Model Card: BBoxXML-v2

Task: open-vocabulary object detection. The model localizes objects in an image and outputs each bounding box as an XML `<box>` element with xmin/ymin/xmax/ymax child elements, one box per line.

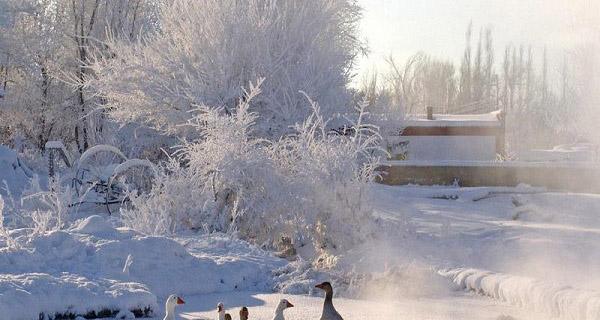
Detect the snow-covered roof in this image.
<box><xmin>404</xmin><ymin>110</ymin><xmax>502</xmax><ymax>127</ymax></box>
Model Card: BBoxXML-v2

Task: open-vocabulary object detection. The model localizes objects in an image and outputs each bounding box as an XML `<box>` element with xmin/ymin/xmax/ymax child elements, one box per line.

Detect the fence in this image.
<box><xmin>377</xmin><ymin>161</ymin><xmax>600</xmax><ymax>194</ymax></box>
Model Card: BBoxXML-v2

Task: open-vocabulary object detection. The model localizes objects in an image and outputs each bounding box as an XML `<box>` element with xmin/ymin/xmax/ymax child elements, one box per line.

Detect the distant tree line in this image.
<box><xmin>360</xmin><ymin>23</ymin><xmax>599</xmax><ymax>153</ymax></box>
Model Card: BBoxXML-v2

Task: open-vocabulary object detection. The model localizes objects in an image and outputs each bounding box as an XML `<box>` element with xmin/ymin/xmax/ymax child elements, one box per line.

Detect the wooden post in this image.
<box><xmin>45</xmin><ymin>140</ymin><xmax>73</xmax><ymax>191</ymax></box>
<box><xmin>426</xmin><ymin>106</ymin><xmax>433</xmax><ymax>120</ymax></box>
<box><xmin>48</xmin><ymin>150</ymin><xmax>55</xmax><ymax>180</ymax></box>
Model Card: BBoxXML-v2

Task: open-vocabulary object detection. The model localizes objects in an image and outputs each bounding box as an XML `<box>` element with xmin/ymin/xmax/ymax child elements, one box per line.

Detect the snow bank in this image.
<box><xmin>375</xmin><ymin>184</ymin><xmax>543</xmax><ymax>202</ymax></box>
<box><xmin>70</xmin><ymin>214</ymin><xmax>119</xmax><ymax>236</ymax></box>
<box><xmin>93</xmin><ymin>234</ymin><xmax>283</xmax><ymax>297</ymax></box>
<box><xmin>520</xmin><ymin>143</ymin><xmax>598</xmax><ymax>162</ymax></box>
<box><xmin>0</xmin><ymin>273</ymin><xmax>156</xmax><ymax>320</ymax></box>
<box><xmin>0</xmin><ymin>216</ymin><xmax>286</xmax><ymax>299</ymax></box>
<box><xmin>440</xmin><ymin>268</ymin><xmax>600</xmax><ymax>320</ymax></box>
<box><xmin>510</xmin><ymin>192</ymin><xmax>600</xmax><ymax>227</ymax></box>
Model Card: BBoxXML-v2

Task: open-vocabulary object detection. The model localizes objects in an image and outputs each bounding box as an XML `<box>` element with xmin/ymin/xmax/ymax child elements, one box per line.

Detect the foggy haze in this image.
<box><xmin>357</xmin><ymin>0</ymin><xmax>600</xmax><ymax>80</ymax></box>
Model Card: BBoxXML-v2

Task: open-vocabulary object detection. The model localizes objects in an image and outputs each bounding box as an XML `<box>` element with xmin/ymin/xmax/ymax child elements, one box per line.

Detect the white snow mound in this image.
<box><xmin>0</xmin><ymin>273</ymin><xmax>156</xmax><ymax>320</ymax></box>
<box><xmin>0</xmin><ymin>223</ymin><xmax>286</xmax><ymax>299</ymax></box>
<box><xmin>440</xmin><ymin>268</ymin><xmax>600</xmax><ymax>320</ymax></box>
<box><xmin>71</xmin><ymin>215</ymin><xmax>117</xmax><ymax>235</ymax></box>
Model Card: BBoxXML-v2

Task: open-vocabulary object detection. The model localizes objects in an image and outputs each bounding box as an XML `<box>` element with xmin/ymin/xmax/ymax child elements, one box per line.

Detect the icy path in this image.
<box><xmin>162</xmin><ymin>291</ymin><xmax>547</xmax><ymax>320</ymax></box>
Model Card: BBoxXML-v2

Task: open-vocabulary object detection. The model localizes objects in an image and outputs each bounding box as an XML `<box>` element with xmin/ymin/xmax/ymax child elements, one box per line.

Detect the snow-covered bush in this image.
<box><xmin>16</xmin><ymin>176</ymin><xmax>77</xmax><ymax>235</ymax></box>
<box><xmin>120</xmin><ymin>158</ymin><xmax>207</xmax><ymax>235</ymax></box>
<box><xmin>178</xmin><ymin>80</ymin><xmax>292</xmax><ymax>237</ymax></box>
<box><xmin>89</xmin><ymin>0</ymin><xmax>363</xmax><ymax>138</ymax></box>
<box><xmin>271</xmin><ymin>97</ymin><xmax>385</xmax><ymax>255</ymax></box>
<box><xmin>122</xmin><ymin>82</ymin><xmax>385</xmax><ymax>259</ymax></box>
<box><xmin>121</xmin><ymin>81</ymin><xmax>291</xmax><ymax>237</ymax></box>
<box><xmin>0</xmin><ymin>176</ymin><xmax>78</xmax><ymax>250</ymax></box>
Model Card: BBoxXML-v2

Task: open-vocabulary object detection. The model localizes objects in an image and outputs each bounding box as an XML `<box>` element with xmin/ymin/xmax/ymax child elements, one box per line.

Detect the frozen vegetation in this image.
<box><xmin>0</xmin><ymin>0</ymin><xmax>598</xmax><ymax>319</ymax></box>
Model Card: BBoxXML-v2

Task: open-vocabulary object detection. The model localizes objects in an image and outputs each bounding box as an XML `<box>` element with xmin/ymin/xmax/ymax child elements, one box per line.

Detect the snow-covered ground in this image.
<box><xmin>354</xmin><ymin>184</ymin><xmax>600</xmax><ymax>319</ymax></box>
<box><xmin>168</xmin><ymin>291</ymin><xmax>548</xmax><ymax>320</ymax></box>
<box><xmin>366</xmin><ymin>184</ymin><xmax>600</xmax><ymax>290</ymax></box>
<box><xmin>2</xmin><ymin>172</ymin><xmax>600</xmax><ymax>319</ymax></box>
<box><xmin>0</xmin><ymin>214</ymin><xmax>287</xmax><ymax>319</ymax></box>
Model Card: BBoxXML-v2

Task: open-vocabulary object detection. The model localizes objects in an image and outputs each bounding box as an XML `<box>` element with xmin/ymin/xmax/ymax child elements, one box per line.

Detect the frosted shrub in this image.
<box><xmin>273</xmin><ymin>97</ymin><xmax>385</xmax><ymax>254</ymax></box>
<box><xmin>179</xmin><ymin>80</ymin><xmax>292</xmax><ymax>237</ymax></box>
<box><xmin>0</xmin><ymin>195</ymin><xmax>19</xmax><ymax>250</ymax></box>
<box><xmin>123</xmin><ymin>82</ymin><xmax>385</xmax><ymax>259</ymax></box>
<box><xmin>120</xmin><ymin>158</ymin><xmax>207</xmax><ymax>235</ymax></box>
<box><xmin>121</xmin><ymin>81</ymin><xmax>290</xmax><ymax>237</ymax></box>
<box><xmin>19</xmin><ymin>178</ymin><xmax>74</xmax><ymax>235</ymax></box>
<box><xmin>0</xmin><ymin>177</ymin><xmax>77</xmax><ymax>250</ymax></box>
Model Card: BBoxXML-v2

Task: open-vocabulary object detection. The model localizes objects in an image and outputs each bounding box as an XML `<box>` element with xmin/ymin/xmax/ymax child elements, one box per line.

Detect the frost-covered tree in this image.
<box><xmin>89</xmin><ymin>0</ymin><xmax>364</xmax><ymax>138</ymax></box>
<box><xmin>455</xmin><ymin>25</ymin><xmax>496</xmax><ymax>113</ymax></box>
<box><xmin>566</xmin><ymin>42</ymin><xmax>600</xmax><ymax>149</ymax></box>
<box><xmin>0</xmin><ymin>0</ymin><xmax>74</xmax><ymax>150</ymax></box>
<box><xmin>386</xmin><ymin>53</ymin><xmax>456</xmax><ymax>115</ymax></box>
<box><xmin>456</xmin><ymin>23</ymin><xmax>473</xmax><ymax>111</ymax></box>
<box><xmin>0</xmin><ymin>0</ymin><xmax>161</xmax><ymax>151</ymax></box>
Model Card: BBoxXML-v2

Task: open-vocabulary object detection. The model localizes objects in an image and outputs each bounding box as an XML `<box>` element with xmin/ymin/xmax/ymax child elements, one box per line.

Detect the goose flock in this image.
<box><xmin>163</xmin><ymin>281</ymin><xmax>343</xmax><ymax>320</ymax></box>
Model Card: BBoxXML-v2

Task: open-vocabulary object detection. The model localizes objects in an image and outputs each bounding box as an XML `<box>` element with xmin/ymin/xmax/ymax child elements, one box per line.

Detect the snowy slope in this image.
<box><xmin>0</xmin><ymin>216</ymin><xmax>287</xmax><ymax>319</ymax></box>
<box><xmin>0</xmin><ymin>273</ymin><xmax>156</xmax><ymax>319</ymax></box>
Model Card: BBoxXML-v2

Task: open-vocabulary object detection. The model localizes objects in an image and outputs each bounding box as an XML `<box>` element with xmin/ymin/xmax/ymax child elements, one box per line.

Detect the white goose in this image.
<box><xmin>217</xmin><ymin>302</ymin><xmax>226</xmax><ymax>320</ymax></box>
<box><xmin>163</xmin><ymin>294</ymin><xmax>185</xmax><ymax>320</ymax></box>
<box><xmin>315</xmin><ymin>282</ymin><xmax>343</xmax><ymax>320</ymax></box>
<box><xmin>272</xmin><ymin>299</ymin><xmax>294</xmax><ymax>320</ymax></box>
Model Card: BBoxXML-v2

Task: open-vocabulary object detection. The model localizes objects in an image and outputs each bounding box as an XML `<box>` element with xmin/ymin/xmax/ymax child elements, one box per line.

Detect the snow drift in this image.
<box><xmin>0</xmin><ymin>273</ymin><xmax>156</xmax><ymax>320</ymax></box>
<box><xmin>441</xmin><ymin>268</ymin><xmax>600</xmax><ymax>320</ymax></box>
<box><xmin>0</xmin><ymin>215</ymin><xmax>287</xmax><ymax>318</ymax></box>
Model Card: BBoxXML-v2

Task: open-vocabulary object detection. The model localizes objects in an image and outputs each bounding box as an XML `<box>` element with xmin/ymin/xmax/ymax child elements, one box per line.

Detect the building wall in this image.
<box><xmin>390</xmin><ymin>135</ymin><xmax>497</xmax><ymax>161</ymax></box>
<box><xmin>378</xmin><ymin>163</ymin><xmax>600</xmax><ymax>194</ymax></box>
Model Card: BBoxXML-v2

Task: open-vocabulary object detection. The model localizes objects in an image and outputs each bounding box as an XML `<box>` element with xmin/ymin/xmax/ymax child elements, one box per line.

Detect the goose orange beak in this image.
<box><xmin>176</xmin><ymin>297</ymin><xmax>185</xmax><ymax>305</ymax></box>
<box><xmin>286</xmin><ymin>301</ymin><xmax>294</xmax><ymax>308</ymax></box>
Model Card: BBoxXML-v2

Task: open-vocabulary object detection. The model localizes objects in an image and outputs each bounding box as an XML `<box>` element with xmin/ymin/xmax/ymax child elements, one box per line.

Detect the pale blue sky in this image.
<box><xmin>356</xmin><ymin>0</ymin><xmax>599</xmax><ymax>80</ymax></box>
